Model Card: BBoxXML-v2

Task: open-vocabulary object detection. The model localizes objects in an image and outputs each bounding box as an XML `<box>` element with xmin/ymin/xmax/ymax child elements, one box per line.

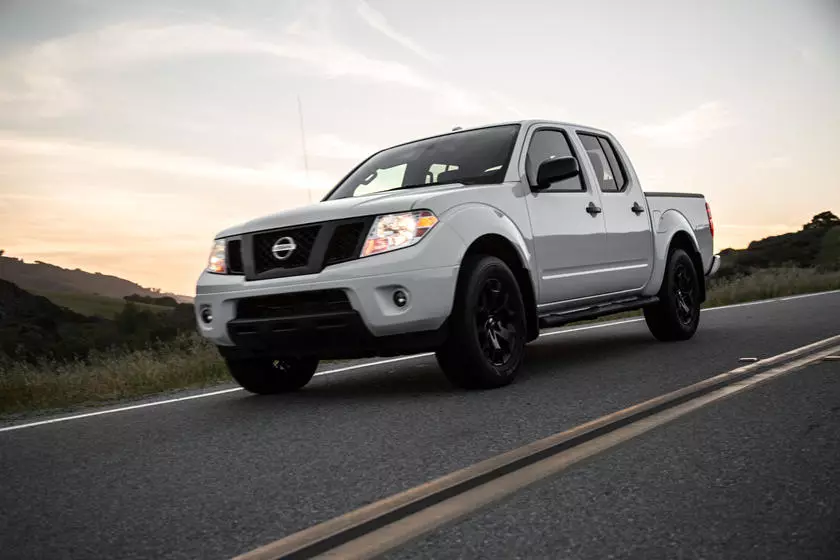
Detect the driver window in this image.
<box><xmin>525</xmin><ymin>130</ymin><xmax>584</xmax><ymax>192</ymax></box>
<box><xmin>353</xmin><ymin>163</ymin><xmax>407</xmax><ymax>196</ymax></box>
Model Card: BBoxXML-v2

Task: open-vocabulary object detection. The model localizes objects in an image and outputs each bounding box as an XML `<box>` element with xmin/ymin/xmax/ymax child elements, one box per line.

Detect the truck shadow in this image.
<box><xmin>224</xmin><ymin>330</ymin><xmax>659</xmax><ymax>407</ymax></box>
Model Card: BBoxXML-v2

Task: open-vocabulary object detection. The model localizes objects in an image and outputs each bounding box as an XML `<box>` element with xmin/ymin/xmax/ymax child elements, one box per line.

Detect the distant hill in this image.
<box><xmin>718</xmin><ymin>211</ymin><xmax>839</xmax><ymax>277</ymax></box>
<box><xmin>0</xmin><ymin>255</ymin><xmax>193</xmax><ymax>303</ymax></box>
<box><xmin>0</xmin><ymin>278</ymin><xmax>196</xmax><ymax>363</ymax></box>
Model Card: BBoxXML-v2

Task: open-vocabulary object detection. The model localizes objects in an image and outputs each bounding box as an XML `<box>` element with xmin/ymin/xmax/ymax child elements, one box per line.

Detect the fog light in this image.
<box><xmin>393</xmin><ymin>290</ymin><xmax>408</xmax><ymax>308</ymax></box>
<box><xmin>200</xmin><ymin>305</ymin><xmax>213</xmax><ymax>324</ymax></box>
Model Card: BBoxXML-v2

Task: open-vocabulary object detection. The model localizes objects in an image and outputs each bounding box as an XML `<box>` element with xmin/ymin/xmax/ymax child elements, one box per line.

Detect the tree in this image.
<box><xmin>803</xmin><ymin>211</ymin><xmax>840</xmax><ymax>230</ymax></box>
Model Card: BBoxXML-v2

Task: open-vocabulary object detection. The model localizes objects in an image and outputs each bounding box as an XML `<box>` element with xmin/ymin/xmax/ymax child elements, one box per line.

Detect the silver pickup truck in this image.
<box><xmin>196</xmin><ymin>120</ymin><xmax>720</xmax><ymax>393</ymax></box>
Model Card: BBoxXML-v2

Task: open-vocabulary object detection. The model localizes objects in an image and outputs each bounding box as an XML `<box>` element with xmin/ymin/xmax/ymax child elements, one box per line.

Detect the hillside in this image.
<box><xmin>0</xmin><ymin>278</ymin><xmax>196</xmax><ymax>363</ymax></box>
<box><xmin>717</xmin><ymin>212</ymin><xmax>839</xmax><ymax>277</ymax></box>
<box><xmin>0</xmin><ymin>255</ymin><xmax>192</xmax><ymax>303</ymax></box>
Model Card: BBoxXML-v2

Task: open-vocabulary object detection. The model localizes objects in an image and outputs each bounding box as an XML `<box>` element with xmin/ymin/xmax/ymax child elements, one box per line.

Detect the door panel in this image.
<box><xmin>526</xmin><ymin>191</ymin><xmax>608</xmax><ymax>304</ymax></box>
<box><xmin>521</xmin><ymin>127</ymin><xmax>610</xmax><ymax>305</ymax></box>
<box><xmin>577</xmin><ymin>133</ymin><xmax>654</xmax><ymax>292</ymax></box>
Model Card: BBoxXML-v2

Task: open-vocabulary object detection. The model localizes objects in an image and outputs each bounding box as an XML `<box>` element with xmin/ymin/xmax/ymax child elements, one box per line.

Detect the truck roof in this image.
<box><xmin>408</xmin><ymin>119</ymin><xmax>614</xmax><ymax>146</ymax></box>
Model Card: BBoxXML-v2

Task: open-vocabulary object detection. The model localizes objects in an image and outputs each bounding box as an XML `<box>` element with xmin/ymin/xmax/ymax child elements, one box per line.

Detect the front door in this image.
<box><xmin>521</xmin><ymin>126</ymin><xmax>609</xmax><ymax>308</ymax></box>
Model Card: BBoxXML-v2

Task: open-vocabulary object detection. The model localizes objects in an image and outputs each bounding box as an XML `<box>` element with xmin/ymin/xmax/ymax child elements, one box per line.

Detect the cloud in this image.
<box><xmin>754</xmin><ymin>156</ymin><xmax>793</xmax><ymax>170</ymax></box>
<box><xmin>0</xmin><ymin>14</ymin><xmax>530</xmax><ymax>123</ymax></box>
<box><xmin>355</xmin><ymin>0</ymin><xmax>437</xmax><ymax>62</ymax></box>
<box><xmin>797</xmin><ymin>46</ymin><xmax>822</xmax><ymax>68</ymax></box>
<box><xmin>0</xmin><ymin>130</ymin><xmax>337</xmax><ymax>191</ymax></box>
<box><xmin>631</xmin><ymin>102</ymin><xmax>735</xmax><ymax>146</ymax></box>
<box><xmin>308</xmin><ymin>133</ymin><xmax>378</xmax><ymax>160</ymax></box>
<box><xmin>0</xmin><ymin>22</ymin><xmax>434</xmax><ymax>117</ymax></box>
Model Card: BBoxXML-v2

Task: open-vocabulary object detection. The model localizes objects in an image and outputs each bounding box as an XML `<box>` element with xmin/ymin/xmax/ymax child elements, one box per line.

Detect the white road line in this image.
<box><xmin>0</xmin><ymin>388</ymin><xmax>243</xmax><ymax>433</ymax></box>
<box><xmin>1</xmin><ymin>289</ymin><xmax>838</xmax><ymax>434</ymax></box>
<box><xmin>779</xmin><ymin>289</ymin><xmax>840</xmax><ymax>301</ymax></box>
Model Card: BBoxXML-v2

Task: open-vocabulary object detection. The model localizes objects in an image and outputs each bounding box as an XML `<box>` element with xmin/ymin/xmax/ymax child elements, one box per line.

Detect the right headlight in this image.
<box><xmin>361</xmin><ymin>210</ymin><xmax>439</xmax><ymax>258</ymax></box>
<box><xmin>206</xmin><ymin>239</ymin><xmax>227</xmax><ymax>274</ymax></box>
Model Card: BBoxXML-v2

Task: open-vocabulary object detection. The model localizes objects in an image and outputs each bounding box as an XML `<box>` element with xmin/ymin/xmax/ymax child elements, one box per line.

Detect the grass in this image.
<box><xmin>2</xmin><ymin>267</ymin><xmax>839</xmax><ymax>418</ymax></box>
<box><xmin>705</xmin><ymin>267</ymin><xmax>840</xmax><ymax>307</ymax></box>
<box><xmin>0</xmin><ymin>334</ymin><xmax>228</xmax><ymax>417</ymax></box>
<box><xmin>30</xmin><ymin>290</ymin><xmax>170</xmax><ymax>319</ymax></box>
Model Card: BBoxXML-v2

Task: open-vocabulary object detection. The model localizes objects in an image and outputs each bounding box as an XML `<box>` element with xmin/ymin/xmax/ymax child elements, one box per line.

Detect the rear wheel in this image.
<box><xmin>224</xmin><ymin>356</ymin><xmax>319</xmax><ymax>394</ymax></box>
<box><xmin>644</xmin><ymin>248</ymin><xmax>701</xmax><ymax>341</ymax></box>
<box><xmin>436</xmin><ymin>255</ymin><xmax>527</xmax><ymax>389</ymax></box>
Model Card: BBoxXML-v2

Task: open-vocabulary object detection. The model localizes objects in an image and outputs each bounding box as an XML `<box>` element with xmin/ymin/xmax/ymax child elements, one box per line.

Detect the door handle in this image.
<box><xmin>586</xmin><ymin>202</ymin><xmax>602</xmax><ymax>216</ymax></box>
<box><xmin>631</xmin><ymin>201</ymin><xmax>645</xmax><ymax>215</ymax></box>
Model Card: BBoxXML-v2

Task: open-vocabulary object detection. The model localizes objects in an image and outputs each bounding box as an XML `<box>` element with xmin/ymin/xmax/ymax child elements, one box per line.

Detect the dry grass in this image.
<box><xmin>0</xmin><ymin>334</ymin><xmax>227</xmax><ymax>416</ymax></box>
<box><xmin>705</xmin><ymin>267</ymin><xmax>840</xmax><ymax>307</ymax></box>
<box><xmin>2</xmin><ymin>267</ymin><xmax>839</xmax><ymax>417</ymax></box>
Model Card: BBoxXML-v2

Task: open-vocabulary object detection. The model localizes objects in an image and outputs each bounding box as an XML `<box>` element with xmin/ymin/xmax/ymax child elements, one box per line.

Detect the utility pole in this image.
<box><xmin>297</xmin><ymin>95</ymin><xmax>312</xmax><ymax>204</ymax></box>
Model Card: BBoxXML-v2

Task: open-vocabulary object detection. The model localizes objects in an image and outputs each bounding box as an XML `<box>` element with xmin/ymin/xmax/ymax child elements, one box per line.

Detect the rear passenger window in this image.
<box><xmin>578</xmin><ymin>133</ymin><xmax>627</xmax><ymax>193</ymax></box>
<box><xmin>525</xmin><ymin>129</ymin><xmax>584</xmax><ymax>192</ymax></box>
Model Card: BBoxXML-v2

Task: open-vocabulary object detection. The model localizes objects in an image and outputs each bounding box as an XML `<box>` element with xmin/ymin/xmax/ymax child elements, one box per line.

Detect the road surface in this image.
<box><xmin>1</xmin><ymin>292</ymin><xmax>839</xmax><ymax>559</ymax></box>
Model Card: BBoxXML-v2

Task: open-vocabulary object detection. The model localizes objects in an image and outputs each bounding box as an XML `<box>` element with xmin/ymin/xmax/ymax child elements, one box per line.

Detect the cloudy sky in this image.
<box><xmin>0</xmin><ymin>0</ymin><xmax>838</xmax><ymax>295</ymax></box>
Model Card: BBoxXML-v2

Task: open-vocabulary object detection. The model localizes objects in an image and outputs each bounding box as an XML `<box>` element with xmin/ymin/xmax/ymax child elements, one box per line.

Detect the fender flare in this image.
<box><xmin>646</xmin><ymin>209</ymin><xmax>705</xmax><ymax>299</ymax></box>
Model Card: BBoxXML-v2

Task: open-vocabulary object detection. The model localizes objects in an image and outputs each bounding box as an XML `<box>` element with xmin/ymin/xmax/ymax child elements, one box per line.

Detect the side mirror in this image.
<box><xmin>534</xmin><ymin>156</ymin><xmax>579</xmax><ymax>190</ymax></box>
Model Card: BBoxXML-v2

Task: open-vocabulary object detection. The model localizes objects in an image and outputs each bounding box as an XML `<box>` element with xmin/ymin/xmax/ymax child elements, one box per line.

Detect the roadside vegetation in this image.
<box><xmin>1</xmin><ymin>213</ymin><xmax>838</xmax><ymax>417</ymax></box>
<box><xmin>28</xmin><ymin>290</ymin><xmax>169</xmax><ymax>319</ymax></box>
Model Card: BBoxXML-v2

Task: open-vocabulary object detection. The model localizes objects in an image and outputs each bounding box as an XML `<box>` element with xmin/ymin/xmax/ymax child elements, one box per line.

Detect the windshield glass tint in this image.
<box><xmin>326</xmin><ymin>124</ymin><xmax>521</xmax><ymax>200</ymax></box>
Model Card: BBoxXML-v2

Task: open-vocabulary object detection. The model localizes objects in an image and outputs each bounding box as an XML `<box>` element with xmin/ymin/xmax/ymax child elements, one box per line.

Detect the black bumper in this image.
<box><xmin>223</xmin><ymin>310</ymin><xmax>448</xmax><ymax>360</ymax></box>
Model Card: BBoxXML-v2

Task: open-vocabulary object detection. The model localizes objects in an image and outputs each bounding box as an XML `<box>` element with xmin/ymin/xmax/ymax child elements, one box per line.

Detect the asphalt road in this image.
<box><xmin>1</xmin><ymin>292</ymin><xmax>839</xmax><ymax>559</ymax></box>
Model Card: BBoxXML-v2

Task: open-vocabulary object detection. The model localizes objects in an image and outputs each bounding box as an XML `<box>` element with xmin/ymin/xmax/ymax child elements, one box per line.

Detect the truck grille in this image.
<box><xmin>253</xmin><ymin>225</ymin><xmax>321</xmax><ymax>274</ymax></box>
<box><xmin>236</xmin><ymin>290</ymin><xmax>352</xmax><ymax>319</ymax></box>
<box><xmin>243</xmin><ymin>218</ymin><xmax>372</xmax><ymax>279</ymax></box>
<box><xmin>227</xmin><ymin>239</ymin><xmax>244</xmax><ymax>274</ymax></box>
<box><xmin>324</xmin><ymin>221</ymin><xmax>367</xmax><ymax>265</ymax></box>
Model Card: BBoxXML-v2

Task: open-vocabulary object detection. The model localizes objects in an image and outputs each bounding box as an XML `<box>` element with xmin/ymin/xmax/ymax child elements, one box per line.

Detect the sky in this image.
<box><xmin>0</xmin><ymin>0</ymin><xmax>838</xmax><ymax>296</ymax></box>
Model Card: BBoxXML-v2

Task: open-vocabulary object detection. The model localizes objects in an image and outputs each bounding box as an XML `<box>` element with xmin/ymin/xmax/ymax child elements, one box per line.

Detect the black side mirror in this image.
<box><xmin>534</xmin><ymin>156</ymin><xmax>579</xmax><ymax>190</ymax></box>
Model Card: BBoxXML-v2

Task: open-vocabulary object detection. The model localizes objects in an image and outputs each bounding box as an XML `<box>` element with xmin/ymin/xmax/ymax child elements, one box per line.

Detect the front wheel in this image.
<box><xmin>436</xmin><ymin>255</ymin><xmax>527</xmax><ymax>389</ymax></box>
<box><xmin>224</xmin><ymin>356</ymin><xmax>319</xmax><ymax>394</ymax></box>
<box><xmin>644</xmin><ymin>248</ymin><xmax>701</xmax><ymax>341</ymax></box>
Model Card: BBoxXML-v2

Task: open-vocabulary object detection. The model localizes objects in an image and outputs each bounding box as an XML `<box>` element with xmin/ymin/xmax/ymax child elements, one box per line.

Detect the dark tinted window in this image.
<box><xmin>326</xmin><ymin>125</ymin><xmax>520</xmax><ymax>200</ymax></box>
<box><xmin>578</xmin><ymin>133</ymin><xmax>627</xmax><ymax>192</ymax></box>
<box><xmin>525</xmin><ymin>129</ymin><xmax>584</xmax><ymax>192</ymax></box>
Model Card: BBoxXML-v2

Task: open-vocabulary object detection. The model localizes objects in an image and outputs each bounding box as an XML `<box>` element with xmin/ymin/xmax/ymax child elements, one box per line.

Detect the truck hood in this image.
<box><xmin>215</xmin><ymin>183</ymin><xmax>479</xmax><ymax>238</ymax></box>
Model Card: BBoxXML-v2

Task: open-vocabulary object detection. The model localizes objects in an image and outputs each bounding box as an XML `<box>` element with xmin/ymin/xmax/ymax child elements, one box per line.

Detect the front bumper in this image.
<box><xmin>194</xmin><ymin>224</ymin><xmax>464</xmax><ymax>354</ymax></box>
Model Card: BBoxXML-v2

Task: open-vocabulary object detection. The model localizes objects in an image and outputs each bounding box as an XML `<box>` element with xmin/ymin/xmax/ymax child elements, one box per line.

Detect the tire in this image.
<box><xmin>644</xmin><ymin>248</ymin><xmax>701</xmax><ymax>341</ymax></box>
<box><xmin>436</xmin><ymin>255</ymin><xmax>527</xmax><ymax>389</ymax></box>
<box><xmin>224</xmin><ymin>356</ymin><xmax>319</xmax><ymax>394</ymax></box>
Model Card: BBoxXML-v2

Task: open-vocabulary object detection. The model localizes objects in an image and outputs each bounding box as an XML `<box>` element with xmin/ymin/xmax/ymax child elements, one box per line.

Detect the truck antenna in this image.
<box><xmin>297</xmin><ymin>95</ymin><xmax>312</xmax><ymax>203</ymax></box>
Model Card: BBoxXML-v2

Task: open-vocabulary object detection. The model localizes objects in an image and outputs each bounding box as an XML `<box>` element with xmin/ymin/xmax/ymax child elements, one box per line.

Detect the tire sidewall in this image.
<box><xmin>455</xmin><ymin>256</ymin><xmax>527</xmax><ymax>383</ymax></box>
<box><xmin>663</xmin><ymin>248</ymin><xmax>701</xmax><ymax>336</ymax></box>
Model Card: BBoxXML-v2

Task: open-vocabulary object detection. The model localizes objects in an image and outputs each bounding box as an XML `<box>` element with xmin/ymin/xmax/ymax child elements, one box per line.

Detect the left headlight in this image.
<box><xmin>361</xmin><ymin>210</ymin><xmax>439</xmax><ymax>258</ymax></box>
<box><xmin>206</xmin><ymin>239</ymin><xmax>227</xmax><ymax>273</ymax></box>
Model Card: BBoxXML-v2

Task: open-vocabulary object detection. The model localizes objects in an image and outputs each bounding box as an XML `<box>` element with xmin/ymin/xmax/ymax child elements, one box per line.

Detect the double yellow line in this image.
<box><xmin>234</xmin><ymin>334</ymin><xmax>840</xmax><ymax>560</ymax></box>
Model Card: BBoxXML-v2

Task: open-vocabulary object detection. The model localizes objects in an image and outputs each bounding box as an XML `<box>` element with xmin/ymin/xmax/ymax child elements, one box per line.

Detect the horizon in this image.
<box><xmin>3</xmin><ymin>210</ymin><xmax>834</xmax><ymax>298</ymax></box>
<box><xmin>1</xmin><ymin>0</ymin><xmax>838</xmax><ymax>295</ymax></box>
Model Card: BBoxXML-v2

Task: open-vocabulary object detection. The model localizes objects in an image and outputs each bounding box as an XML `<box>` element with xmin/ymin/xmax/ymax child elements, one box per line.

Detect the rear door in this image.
<box><xmin>575</xmin><ymin>132</ymin><xmax>654</xmax><ymax>293</ymax></box>
<box><xmin>521</xmin><ymin>126</ymin><xmax>609</xmax><ymax>307</ymax></box>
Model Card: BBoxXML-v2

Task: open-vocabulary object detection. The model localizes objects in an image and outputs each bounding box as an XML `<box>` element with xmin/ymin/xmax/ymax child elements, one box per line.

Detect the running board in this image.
<box><xmin>538</xmin><ymin>296</ymin><xmax>659</xmax><ymax>329</ymax></box>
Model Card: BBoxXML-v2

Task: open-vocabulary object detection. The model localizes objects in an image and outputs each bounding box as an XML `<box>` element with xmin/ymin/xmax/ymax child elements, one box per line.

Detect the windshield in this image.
<box><xmin>325</xmin><ymin>124</ymin><xmax>521</xmax><ymax>200</ymax></box>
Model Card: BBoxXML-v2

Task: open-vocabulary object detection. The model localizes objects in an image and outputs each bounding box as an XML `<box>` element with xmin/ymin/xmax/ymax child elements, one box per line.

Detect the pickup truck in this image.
<box><xmin>195</xmin><ymin>120</ymin><xmax>720</xmax><ymax>393</ymax></box>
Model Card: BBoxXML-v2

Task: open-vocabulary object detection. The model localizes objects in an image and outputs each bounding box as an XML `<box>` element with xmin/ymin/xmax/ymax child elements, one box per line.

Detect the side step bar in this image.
<box><xmin>538</xmin><ymin>296</ymin><xmax>659</xmax><ymax>329</ymax></box>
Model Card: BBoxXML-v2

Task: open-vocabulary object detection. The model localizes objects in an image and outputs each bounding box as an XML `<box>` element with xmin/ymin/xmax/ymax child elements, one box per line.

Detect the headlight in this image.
<box><xmin>361</xmin><ymin>210</ymin><xmax>439</xmax><ymax>258</ymax></box>
<box><xmin>206</xmin><ymin>240</ymin><xmax>227</xmax><ymax>273</ymax></box>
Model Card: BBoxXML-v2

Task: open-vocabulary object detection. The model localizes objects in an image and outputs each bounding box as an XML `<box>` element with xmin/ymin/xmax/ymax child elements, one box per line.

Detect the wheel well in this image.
<box><xmin>669</xmin><ymin>231</ymin><xmax>706</xmax><ymax>302</ymax></box>
<box><xmin>461</xmin><ymin>234</ymin><xmax>539</xmax><ymax>341</ymax></box>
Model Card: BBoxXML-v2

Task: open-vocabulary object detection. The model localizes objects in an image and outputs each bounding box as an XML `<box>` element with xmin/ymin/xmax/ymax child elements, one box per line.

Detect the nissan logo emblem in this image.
<box><xmin>271</xmin><ymin>236</ymin><xmax>297</xmax><ymax>260</ymax></box>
